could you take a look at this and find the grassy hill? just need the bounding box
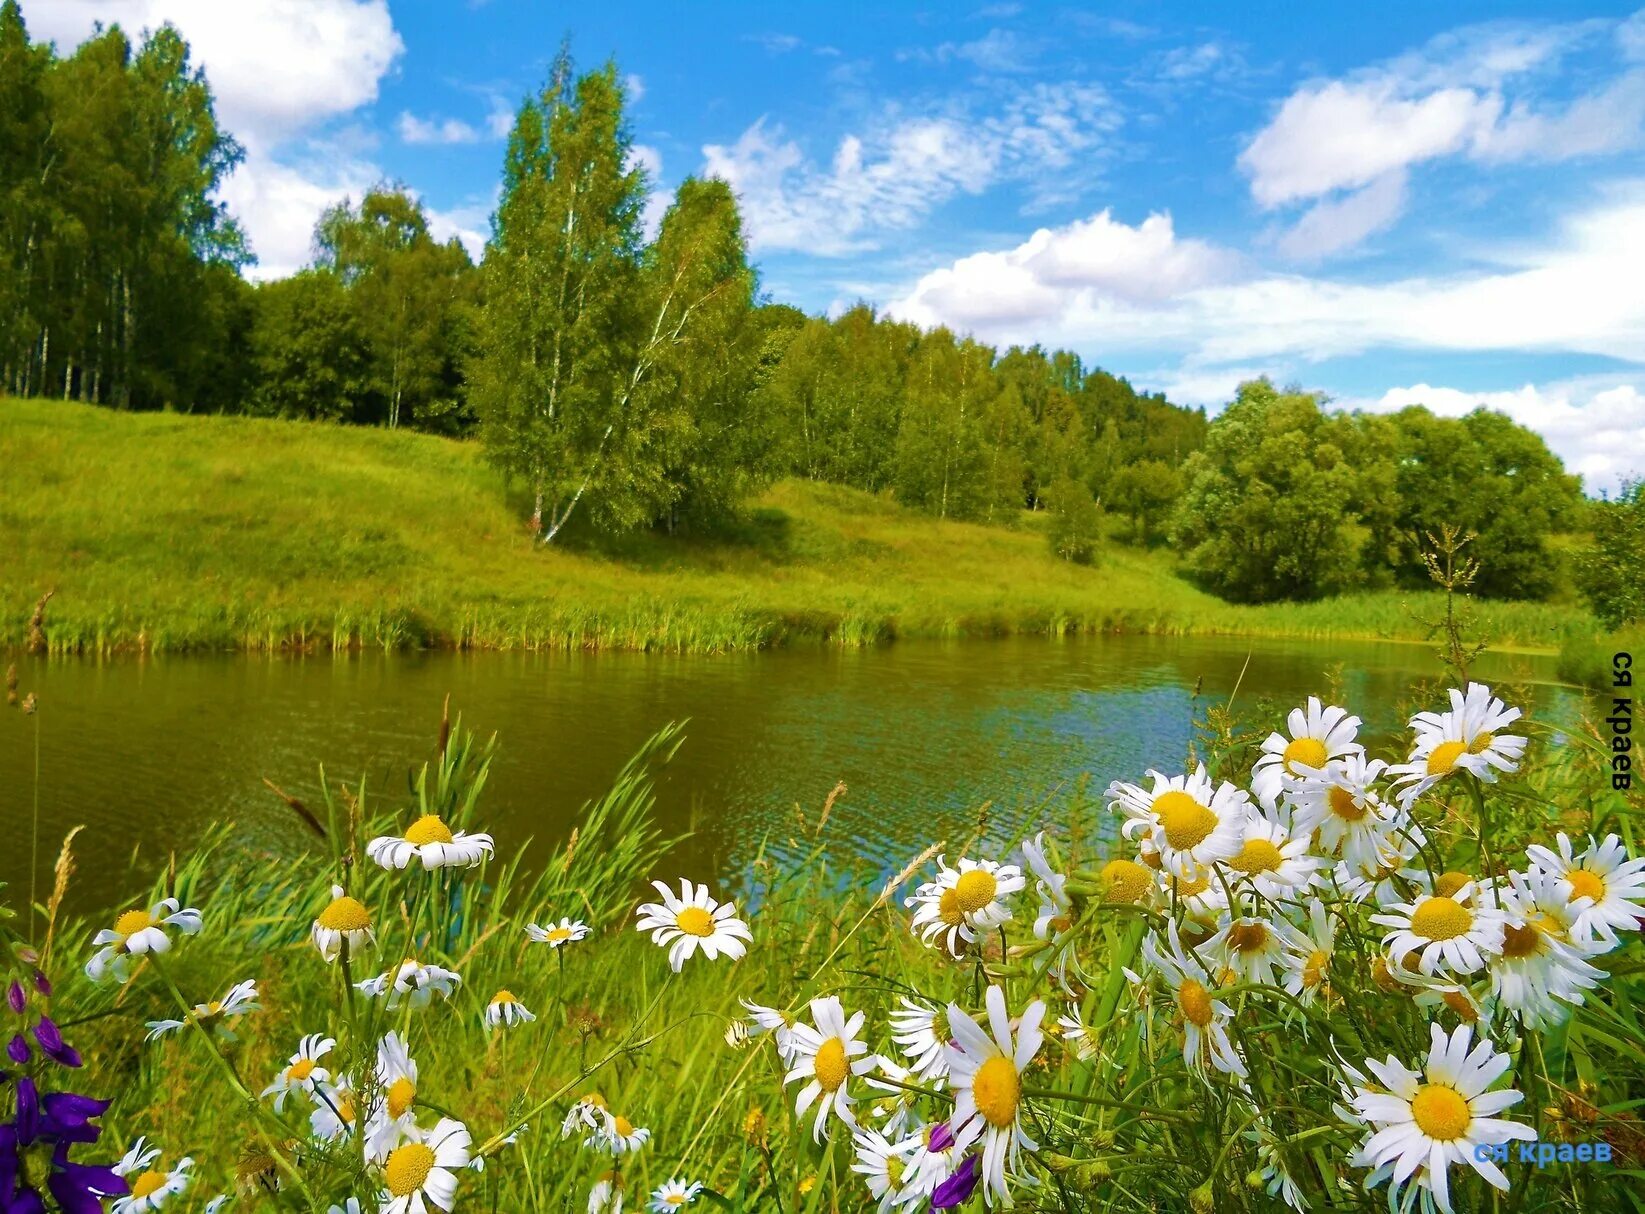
[2,398,1590,654]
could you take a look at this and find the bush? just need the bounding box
[1575,479,1645,629]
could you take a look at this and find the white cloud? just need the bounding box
[398,112,483,145]
[624,73,645,103]
[1275,170,1409,260]
[703,83,1117,254]
[216,150,377,280]
[425,196,492,262]
[745,32,801,54]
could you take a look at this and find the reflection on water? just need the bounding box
[0,636,1578,909]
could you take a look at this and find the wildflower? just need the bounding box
[1373,884,1506,977]
[483,990,535,1030]
[851,1127,921,1212]
[930,1153,980,1210]
[561,1093,610,1138]
[1245,1122,1308,1213]
[903,1120,961,1196]
[310,1081,359,1141]
[634,879,752,972]
[1287,752,1395,858]
[1155,861,1228,926]
[1095,855,1154,904]
[525,917,589,948]
[738,999,800,1061]
[1055,1003,1097,1061]
[367,814,494,871]
[864,1055,921,1140]
[889,997,953,1085]
[783,995,876,1141]
[647,1179,704,1211]
[355,958,461,1009]
[1205,912,1297,987]
[1280,899,1336,1005]
[945,984,1046,1208]
[86,898,202,983]
[1391,683,1526,805]
[1526,832,1645,948]
[367,1032,419,1163]
[312,886,374,962]
[724,1018,752,1048]
[1347,1022,1534,1213]
[906,856,1025,954]
[588,1171,623,1213]
[1334,819,1428,904]
[1141,921,1246,1078]
[0,1078,126,1210]
[587,1110,650,1155]
[145,978,260,1042]
[1219,808,1324,898]
[1489,867,1606,1030]
[1251,697,1363,809]
[206,1198,234,1213]
[1107,766,1251,879]
[1020,833,1072,940]
[380,1117,471,1214]
[111,1137,192,1213]
[261,1034,334,1111]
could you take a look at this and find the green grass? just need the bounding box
[2,398,1594,655]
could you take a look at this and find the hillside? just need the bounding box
[2,399,1586,654]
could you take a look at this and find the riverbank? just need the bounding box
[4,398,1592,655]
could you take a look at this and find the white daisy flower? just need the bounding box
[901,1121,960,1199]
[588,1173,623,1214]
[738,999,800,1062]
[86,897,203,983]
[863,1055,920,1140]
[145,978,259,1042]
[634,879,752,972]
[888,997,952,1084]
[261,1033,334,1111]
[525,917,589,948]
[1155,862,1229,927]
[647,1179,704,1211]
[587,1110,650,1155]
[906,856,1025,954]
[367,1032,420,1164]
[1489,867,1606,1029]
[1348,1022,1534,1213]
[1219,808,1324,898]
[1334,819,1428,904]
[1054,1001,1098,1060]
[1094,854,1156,905]
[1287,753,1394,862]
[327,1202,362,1214]
[1281,899,1336,1005]
[355,958,461,1009]
[783,995,876,1141]
[380,1117,471,1214]
[111,1138,193,1213]
[367,813,494,871]
[724,1018,753,1048]
[1141,921,1246,1078]
[312,885,374,962]
[1373,885,1506,977]
[851,1127,922,1213]
[1020,833,1072,940]
[561,1092,610,1139]
[310,1080,359,1141]
[484,989,535,1030]
[1107,766,1251,879]
[1252,697,1363,809]
[1204,912,1298,988]
[1526,832,1645,948]
[1390,683,1526,805]
[1245,1122,1309,1213]
[946,984,1045,1209]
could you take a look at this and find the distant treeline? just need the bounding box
[0,7,1601,605]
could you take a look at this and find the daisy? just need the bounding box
[367,1031,419,1164]
[906,856,1025,954]
[1219,808,1324,899]
[310,1080,359,1141]
[1204,912,1296,988]
[1526,832,1645,948]
[86,898,202,983]
[261,1034,334,1111]
[1373,885,1505,977]
[1245,1122,1308,1213]
[634,879,752,972]
[863,1055,921,1140]
[888,997,952,1084]
[902,1121,961,1199]
[738,999,801,1062]
[111,1138,192,1213]
[783,995,876,1141]
[1281,899,1336,1005]
[525,917,589,948]
[1107,766,1251,879]
[946,984,1045,1208]
[1141,922,1246,1078]
[380,1117,471,1214]
[724,1019,753,1048]
[367,814,494,871]
[1156,863,1228,926]
[145,978,259,1041]
[484,990,535,1030]
[587,1110,650,1155]
[1055,1003,1097,1061]
[312,885,374,962]
[561,1093,610,1139]
[1489,867,1606,1030]
[648,1179,704,1212]
[851,1128,921,1213]
[1021,833,1072,940]
[1348,1022,1534,1213]
[355,958,461,1009]
[1334,819,1428,905]
[1095,855,1155,904]
[1251,697,1363,809]
[1287,754,1394,862]
[1390,683,1526,805]
[588,1173,623,1214]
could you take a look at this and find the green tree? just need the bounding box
[1575,479,1645,628]
[1045,475,1103,564]
[893,329,996,519]
[250,271,371,422]
[1107,458,1182,545]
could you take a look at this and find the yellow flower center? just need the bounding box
[1169,872,1211,898]
[1229,839,1284,875]
[584,1092,607,1110]
[675,906,716,937]
[1442,989,1477,1021]
[1154,791,1218,851]
[814,1037,849,1092]
[130,1171,168,1198]
[548,926,574,943]
[667,1197,686,1208]
[1179,978,1213,1027]
[403,814,455,846]
[286,1058,317,1082]
[613,1115,635,1138]
[492,989,518,1005]
[384,1142,437,1197]
[335,1094,356,1123]
[1501,923,1544,959]
[1100,858,1152,903]
[1409,897,1474,941]
[937,887,965,927]
[1567,869,1606,903]
[1227,921,1270,954]
[1425,740,1469,776]
[1328,785,1367,821]
[114,909,154,937]
[972,1055,1021,1128]
[1411,1084,1472,1141]
[1303,949,1328,989]
[317,895,371,932]
[953,870,999,913]
[1372,956,1413,995]
[885,1156,907,1188]
[387,1076,416,1119]
[1282,736,1328,774]
[1433,872,1473,899]
[1468,732,1496,755]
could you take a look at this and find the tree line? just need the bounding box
[0,8,1608,606]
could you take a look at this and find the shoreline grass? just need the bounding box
[4,398,1593,657]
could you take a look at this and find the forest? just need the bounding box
[0,5,1624,607]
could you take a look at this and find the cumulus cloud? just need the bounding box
[215,152,378,279]
[398,112,484,145]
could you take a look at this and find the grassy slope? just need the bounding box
[2,398,1590,654]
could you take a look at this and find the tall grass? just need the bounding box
[2,400,1595,657]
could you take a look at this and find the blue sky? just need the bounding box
[31,1,1645,489]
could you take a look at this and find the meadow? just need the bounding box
[0,399,1595,657]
